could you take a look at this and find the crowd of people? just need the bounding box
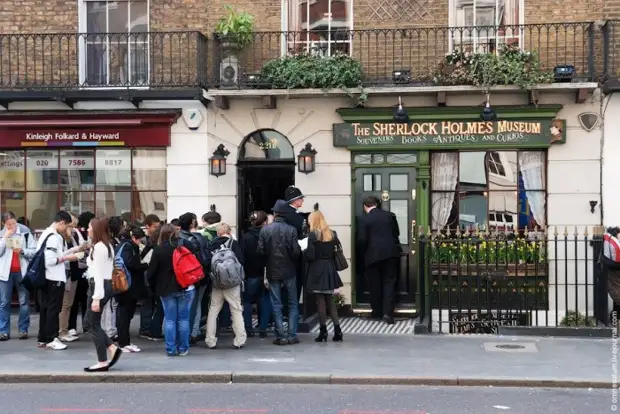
[0,186,397,373]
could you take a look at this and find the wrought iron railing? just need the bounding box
[0,31,209,89]
[417,227,606,334]
[209,22,601,88]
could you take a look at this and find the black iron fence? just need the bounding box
[417,228,607,334]
[208,22,603,88]
[0,31,208,89]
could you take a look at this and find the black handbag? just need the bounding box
[333,238,348,271]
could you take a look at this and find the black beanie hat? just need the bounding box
[284,186,304,203]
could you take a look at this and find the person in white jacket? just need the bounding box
[0,212,37,341]
[36,211,87,350]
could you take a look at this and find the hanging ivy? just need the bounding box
[432,44,554,89]
[259,53,367,105]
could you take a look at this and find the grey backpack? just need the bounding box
[210,238,244,289]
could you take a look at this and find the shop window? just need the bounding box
[283,0,353,56]
[387,153,417,164]
[431,150,546,232]
[2,148,167,232]
[354,154,384,165]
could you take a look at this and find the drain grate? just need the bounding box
[483,342,538,353]
[496,344,526,349]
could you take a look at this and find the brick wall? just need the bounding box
[1,0,620,87]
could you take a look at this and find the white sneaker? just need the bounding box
[68,329,78,337]
[46,338,68,350]
[59,334,79,343]
[121,344,141,353]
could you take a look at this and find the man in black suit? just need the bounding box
[358,196,401,325]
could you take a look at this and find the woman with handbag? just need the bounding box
[304,205,344,343]
[84,218,121,372]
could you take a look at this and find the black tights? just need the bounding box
[315,293,339,326]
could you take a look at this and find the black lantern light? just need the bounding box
[393,96,409,123]
[481,93,497,121]
[209,144,230,178]
[297,143,317,174]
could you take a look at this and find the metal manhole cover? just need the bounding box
[496,344,526,349]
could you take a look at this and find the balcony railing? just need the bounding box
[0,31,209,89]
[208,22,605,89]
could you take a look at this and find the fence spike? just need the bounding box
[563,226,569,237]
[584,226,589,237]
[573,226,578,236]
[552,226,558,236]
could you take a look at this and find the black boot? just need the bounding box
[333,324,343,342]
[315,325,328,342]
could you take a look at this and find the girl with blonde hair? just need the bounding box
[304,205,343,342]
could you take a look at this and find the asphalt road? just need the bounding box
[0,383,612,414]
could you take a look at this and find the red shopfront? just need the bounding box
[0,111,180,233]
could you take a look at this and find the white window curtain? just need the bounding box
[431,152,459,230]
[518,151,546,227]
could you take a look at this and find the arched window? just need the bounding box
[238,129,295,161]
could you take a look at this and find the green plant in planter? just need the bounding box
[214,5,255,50]
[259,53,367,105]
[433,44,554,89]
[560,311,596,327]
[429,237,547,265]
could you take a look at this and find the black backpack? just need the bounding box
[21,233,54,292]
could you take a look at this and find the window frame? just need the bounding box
[430,149,547,233]
[280,0,354,57]
[448,0,525,54]
[77,0,151,88]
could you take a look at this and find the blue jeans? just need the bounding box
[269,278,298,340]
[243,278,272,332]
[0,272,30,336]
[189,284,207,337]
[160,289,195,355]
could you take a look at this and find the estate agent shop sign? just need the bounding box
[0,127,171,148]
[333,119,566,148]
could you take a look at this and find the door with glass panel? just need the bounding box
[354,167,417,307]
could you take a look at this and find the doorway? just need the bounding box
[237,164,295,231]
[354,167,417,308]
[236,129,296,233]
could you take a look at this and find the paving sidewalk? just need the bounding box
[0,315,613,388]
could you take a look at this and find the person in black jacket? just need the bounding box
[280,186,307,313]
[113,224,148,353]
[357,196,401,325]
[138,214,163,341]
[258,200,302,345]
[240,211,272,338]
[146,224,195,356]
[69,211,95,336]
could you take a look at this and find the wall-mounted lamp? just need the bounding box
[590,200,598,214]
[393,96,409,123]
[297,143,317,174]
[209,144,229,178]
[481,93,497,121]
[210,204,217,212]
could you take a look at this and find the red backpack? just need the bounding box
[172,245,205,289]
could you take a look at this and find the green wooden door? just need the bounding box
[354,167,417,307]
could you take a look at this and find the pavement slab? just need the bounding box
[0,315,613,388]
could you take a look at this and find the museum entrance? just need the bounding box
[237,129,296,233]
[352,153,419,312]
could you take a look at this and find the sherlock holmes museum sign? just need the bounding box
[333,119,566,149]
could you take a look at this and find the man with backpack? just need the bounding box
[0,212,37,341]
[204,223,246,349]
[35,211,86,350]
[178,213,211,344]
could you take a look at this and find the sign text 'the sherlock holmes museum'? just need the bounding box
[332,119,566,148]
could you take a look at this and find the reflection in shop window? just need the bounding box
[0,192,25,223]
[132,191,167,222]
[0,151,26,191]
[132,149,166,191]
[28,192,59,232]
[431,150,547,232]
[95,149,131,191]
[27,150,60,191]
[60,150,95,191]
[95,192,131,219]
[61,191,95,217]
